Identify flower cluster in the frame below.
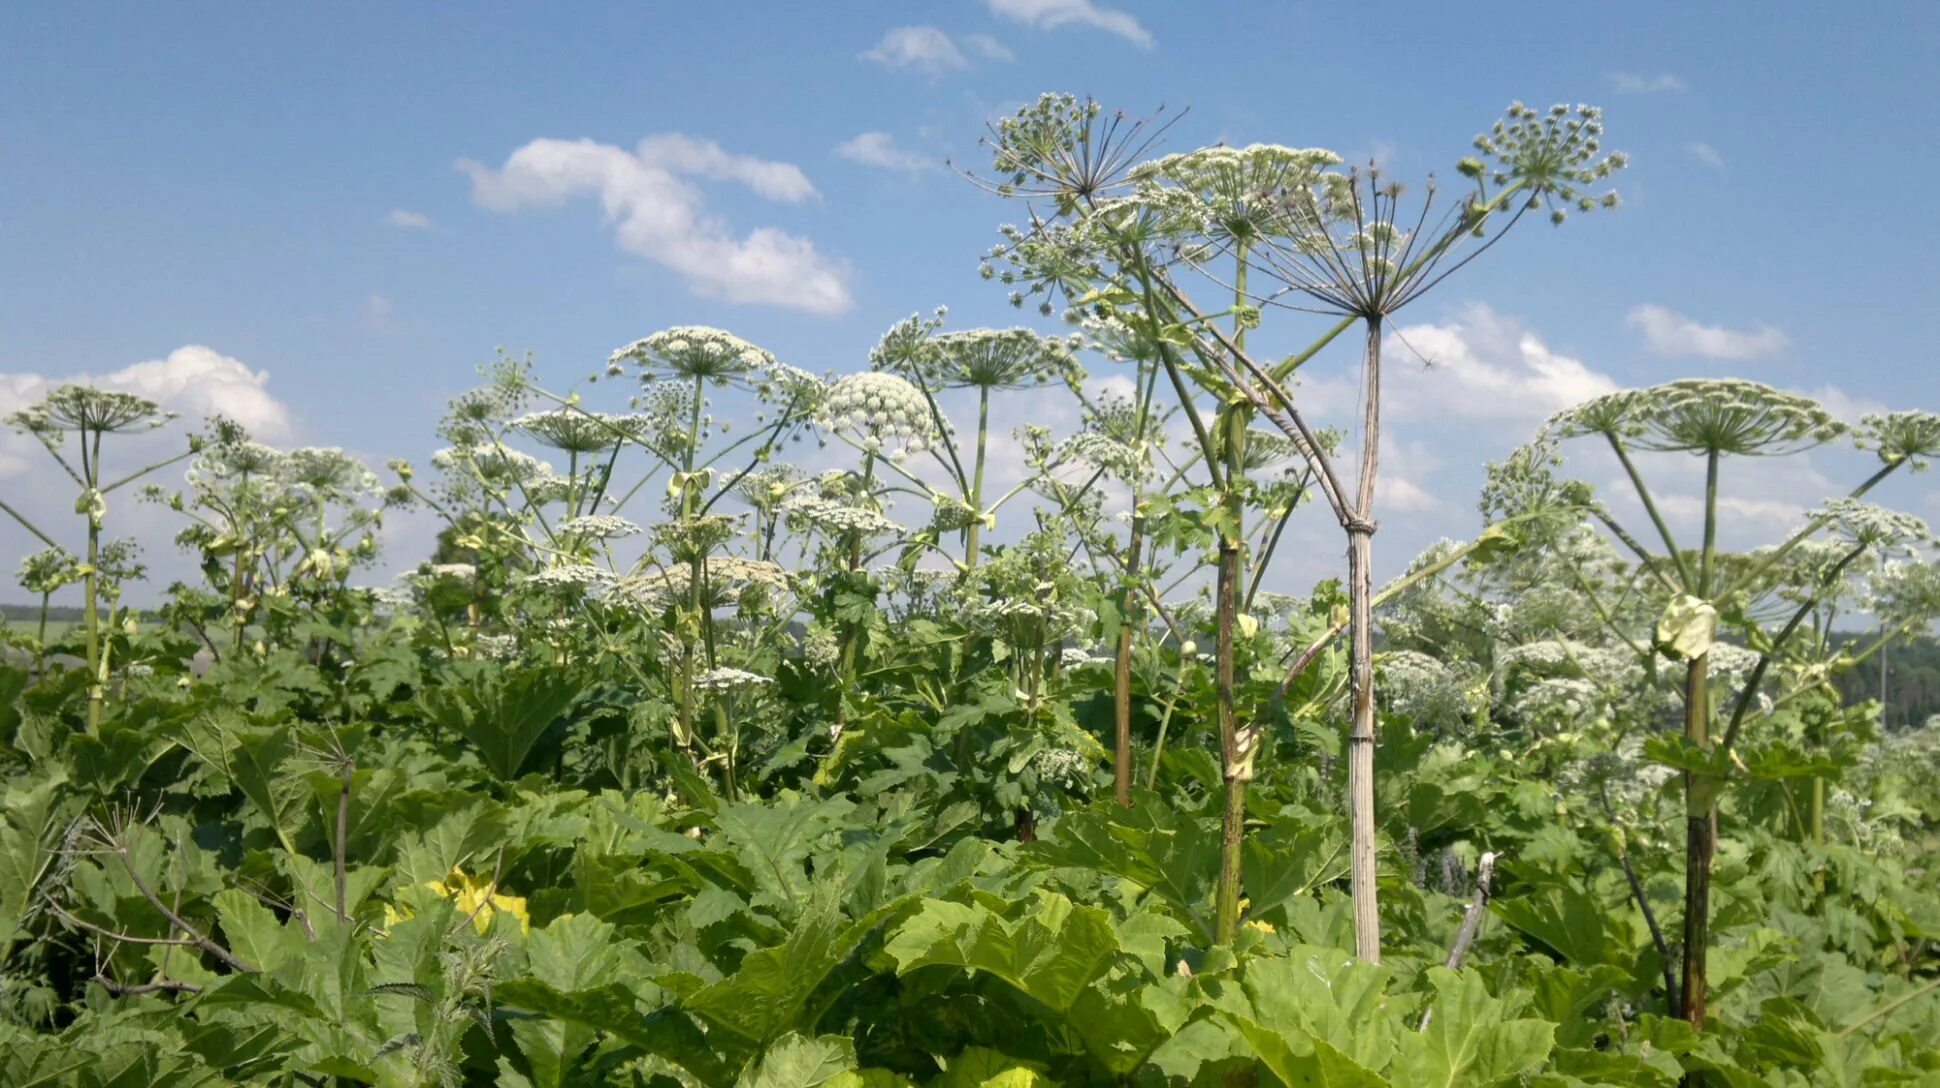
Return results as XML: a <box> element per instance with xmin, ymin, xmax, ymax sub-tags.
<box><xmin>610</xmin><ymin>326</ymin><xmax>776</xmax><ymax>385</ymax></box>
<box><xmin>279</xmin><ymin>447</ymin><xmax>382</xmax><ymax>503</ymax></box>
<box><xmin>1469</xmin><ymin>102</ymin><xmax>1626</xmax><ymax>223</ymax></box>
<box><xmin>818</xmin><ymin>372</ymin><xmax>941</xmax><ymax>456</ymax></box>
<box><xmin>693</xmin><ymin>667</ymin><xmax>773</xmax><ymax>694</ymax></box>
<box><xmin>516</xmin><ymin>564</ymin><xmax>614</xmax><ymax>591</ymax></box>
<box><xmin>6</xmin><ymin>385</ymin><xmax>176</xmax><ymax>436</ymax></box>
<box><xmin>1131</xmin><ymin>143</ymin><xmax>1344</xmax><ymax>245</ymax></box>
<box><xmin>16</xmin><ymin>547</ymin><xmax>79</xmax><ymax>595</ymax></box>
<box><xmin>887</xmin><ymin>326</ymin><xmax>1085</xmax><ymax>392</ymax></box>
<box><xmin>1812</xmin><ymin>499</ymin><xmax>1934</xmax><ymax>553</ymax></box>
<box><xmin>1379</xmin><ymin>650</ymin><xmax>1478</xmax><ymax>729</ymax></box>
<box><xmin>1856</xmin><ymin>411</ymin><xmax>1940</xmax><ymax>471</ymax></box>
<box><xmin>615</xmin><ymin>556</ymin><xmax>790</xmax><ymax>607</ymax></box>
<box><xmin>1547</xmin><ymin>380</ymin><xmax>1845</xmax><ymax>456</ymax></box>
<box><xmin>1030</xmin><ymin>746</ymin><xmax>1092</xmax><ymax>791</ymax></box>
<box><xmin>784</xmin><ymin>495</ymin><xmax>901</xmax><ymax>538</ymax></box>
<box><xmin>511</xmin><ymin>409</ymin><xmax>640</xmax><ymax>453</ymax></box>
<box><xmin>558</xmin><ymin>515</ymin><xmax>642</xmax><ymax>540</ymax></box>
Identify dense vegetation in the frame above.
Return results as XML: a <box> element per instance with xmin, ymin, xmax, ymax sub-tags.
<box><xmin>3</xmin><ymin>95</ymin><xmax>1939</xmax><ymax>1088</ymax></box>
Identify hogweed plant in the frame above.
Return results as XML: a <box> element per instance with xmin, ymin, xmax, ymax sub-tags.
<box><xmin>12</xmin><ymin>92</ymin><xmax>1940</xmax><ymax>1088</ymax></box>
<box><xmin>973</xmin><ymin>93</ymin><xmax>1624</xmax><ymax>956</ymax></box>
<box><xmin>1518</xmin><ymin>379</ymin><xmax>1940</xmax><ymax>1034</ymax></box>
<box><xmin>4</xmin><ymin>386</ymin><xmax>188</xmax><ymax>730</ymax></box>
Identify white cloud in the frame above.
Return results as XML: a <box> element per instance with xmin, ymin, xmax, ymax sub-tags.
<box><xmin>630</xmin><ymin>134</ymin><xmax>819</xmax><ymax>203</ymax></box>
<box><xmin>1626</xmin><ymin>304</ymin><xmax>1787</xmax><ymax>360</ymax></box>
<box><xmin>1656</xmin><ymin>492</ymin><xmax>1806</xmax><ymax>528</ymax></box>
<box><xmin>835</xmin><ymin>132</ymin><xmax>935</xmax><ymax>175</ymax></box>
<box><xmin>861</xmin><ymin>26</ymin><xmax>969</xmax><ymax>75</ymax></box>
<box><xmin>383</xmin><ymin>209</ymin><xmax>435</xmax><ymax>231</ymax></box>
<box><xmin>1381</xmin><ymin>474</ymin><xmax>1442</xmax><ymax>512</ymax></box>
<box><xmin>986</xmin><ymin>0</ymin><xmax>1153</xmax><ymax>47</ymax></box>
<box><xmin>458</xmin><ymin>135</ymin><xmax>852</xmax><ymax>314</ymax></box>
<box><xmin>1376</xmin><ymin>304</ymin><xmax>1622</xmax><ymax>422</ymax></box>
<box><xmin>965</xmin><ymin>33</ymin><xmax>1015</xmax><ymax>60</ymax></box>
<box><xmin>1687</xmin><ymin>142</ymin><xmax>1726</xmax><ymax>169</ymax></box>
<box><xmin>1</xmin><ymin>346</ymin><xmax>296</xmax><ymax>479</ymax></box>
<box><xmin>1612</xmin><ymin>72</ymin><xmax>1687</xmax><ymax>93</ymax></box>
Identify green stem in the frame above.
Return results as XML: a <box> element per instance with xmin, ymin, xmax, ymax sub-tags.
<box><xmin>1700</xmin><ymin>449</ymin><xmax>1720</xmax><ymax>596</ymax></box>
<box><xmin>965</xmin><ymin>385</ymin><xmax>991</xmax><ymax>568</ymax></box>
<box><xmin>1679</xmin><ymin>651</ymin><xmax>1713</xmax><ymax>1031</ymax></box>
<box><xmin>1608</xmin><ymin>436</ymin><xmax>1696</xmax><ymax>590</ymax></box>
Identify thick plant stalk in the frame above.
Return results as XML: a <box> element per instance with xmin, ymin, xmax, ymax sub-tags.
<box><xmin>1443</xmin><ymin>850</ymin><xmax>1498</xmax><ymax>969</ymax></box>
<box><xmin>335</xmin><ymin>759</ymin><xmax>353</xmax><ymax>923</ymax></box>
<box><xmin>1418</xmin><ymin>851</ymin><xmax>1498</xmax><ymax>1032</ymax></box>
<box><xmin>1346</xmin><ymin>318</ymin><xmax>1383</xmax><ymax>963</ymax></box>
<box><xmin>1113</xmin><ymin>514</ymin><xmax>1144</xmax><ymax>807</ymax></box>
<box><xmin>1346</xmin><ymin>526</ymin><xmax>1380</xmax><ymax>961</ymax></box>
<box><xmin>1213</xmin><ymin>534</ymin><xmax>1246</xmax><ymax>943</ymax></box>
<box><xmin>1680</xmin><ymin>652</ymin><xmax>1713</xmax><ymax>1030</ymax></box>
<box><xmin>84</xmin><ymin>516</ymin><xmax>104</xmax><ymax>732</ymax></box>
<box><xmin>1213</xmin><ymin>245</ymin><xmax>1256</xmax><ymax>943</ymax></box>
<box><xmin>964</xmin><ymin>386</ymin><xmax>990</xmax><ymax>568</ymax></box>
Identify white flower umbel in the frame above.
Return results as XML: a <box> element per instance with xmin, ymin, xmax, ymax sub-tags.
<box><xmin>818</xmin><ymin>372</ymin><xmax>942</xmax><ymax>456</ymax></box>
<box><xmin>884</xmin><ymin>326</ymin><xmax>1084</xmax><ymax>392</ymax></box>
<box><xmin>610</xmin><ymin>326</ymin><xmax>776</xmax><ymax>385</ymax></box>
<box><xmin>1131</xmin><ymin>144</ymin><xmax>1344</xmax><ymax>246</ymax></box>
<box><xmin>511</xmin><ymin>409</ymin><xmax>640</xmax><ymax>454</ymax></box>
<box><xmin>558</xmin><ymin>514</ymin><xmax>643</xmax><ymax>540</ymax></box>
<box><xmin>6</xmin><ymin>385</ymin><xmax>176</xmax><ymax>438</ymax></box>
<box><xmin>783</xmin><ymin>495</ymin><xmax>902</xmax><ymax>539</ymax></box>
<box><xmin>1810</xmin><ymin>499</ymin><xmax>1933</xmax><ymax>554</ymax></box>
<box><xmin>1547</xmin><ymin>380</ymin><xmax>1845</xmax><ymax>456</ymax></box>
<box><xmin>614</xmin><ymin>556</ymin><xmax>790</xmax><ymax>607</ymax></box>
<box><xmin>516</xmin><ymin>564</ymin><xmax>614</xmax><ymax>591</ymax></box>
<box><xmin>693</xmin><ymin>667</ymin><xmax>773</xmax><ymax>694</ymax></box>
<box><xmin>1856</xmin><ymin>411</ymin><xmax>1940</xmax><ymax>471</ymax></box>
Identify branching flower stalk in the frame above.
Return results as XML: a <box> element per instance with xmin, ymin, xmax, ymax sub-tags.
<box><xmin>974</xmin><ymin>95</ymin><xmax>1622</xmax><ymax>954</ymax></box>
<box><xmin>1532</xmin><ymin>386</ymin><xmax>1937</xmax><ymax>1032</ymax></box>
<box><xmin>6</xmin><ymin>387</ymin><xmax>185</xmax><ymax>730</ymax></box>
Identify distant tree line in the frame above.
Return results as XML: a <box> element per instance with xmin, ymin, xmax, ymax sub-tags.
<box><xmin>1834</xmin><ymin>632</ymin><xmax>1940</xmax><ymax>729</ymax></box>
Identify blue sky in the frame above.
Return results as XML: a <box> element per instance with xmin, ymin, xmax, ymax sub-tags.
<box><xmin>4</xmin><ymin>1</ymin><xmax>1937</xmax><ymax>594</ymax></box>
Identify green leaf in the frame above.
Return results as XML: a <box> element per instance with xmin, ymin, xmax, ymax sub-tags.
<box><xmin>1493</xmin><ymin>885</ymin><xmax>1629</xmax><ymax>969</ymax></box>
<box><xmin>681</xmin><ymin>899</ymin><xmax>880</xmax><ymax>1047</ymax></box>
<box><xmin>930</xmin><ymin>1047</ymin><xmax>1056</xmax><ymax>1088</ymax></box>
<box><xmin>885</xmin><ymin>891</ymin><xmax>1121</xmax><ymax>1014</ymax></box>
<box><xmin>736</xmin><ymin>1033</ymin><xmax>858</xmax><ymax>1088</ymax></box>
<box><xmin>1391</xmin><ymin>969</ymin><xmax>1556</xmax><ymax>1088</ymax></box>
<box><xmin>494</xmin><ymin>981</ymin><xmax>736</xmax><ymax>1086</ymax></box>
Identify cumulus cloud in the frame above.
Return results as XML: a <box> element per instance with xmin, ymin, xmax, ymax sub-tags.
<box><xmin>1381</xmin><ymin>474</ymin><xmax>1443</xmax><ymax>512</ymax></box>
<box><xmin>1656</xmin><ymin>492</ymin><xmax>1807</xmax><ymax>528</ymax></box>
<box><xmin>1687</xmin><ymin>142</ymin><xmax>1726</xmax><ymax>169</ymax></box>
<box><xmin>1612</xmin><ymin>72</ymin><xmax>1687</xmax><ymax>93</ymax></box>
<box><xmin>835</xmin><ymin>132</ymin><xmax>936</xmax><ymax>175</ymax></box>
<box><xmin>458</xmin><ymin>135</ymin><xmax>851</xmax><ymax>314</ymax></box>
<box><xmin>1626</xmin><ymin>304</ymin><xmax>1787</xmax><ymax>360</ymax></box>
<box><xmin>629</xmin><ymin>134</ymin><xmax>819</xmax><ymax>203</ymax></box>
<box><xmin>383</xmin><ymin>209</ymin><xmax>436</xmax><ymax>231</ymax></box>
<box><xmin>861</xmin><ymin>26</ymin><xmax>970</xmax><ymax>75</ymax></box>
<box><xmin>0</xmin><ymin>346</ymin><xmax>295</xmax><ymax>479</ymax></box>
<box><xmin>1359</xmin><ymin>304</ymin><xmax>1621</xmax><ymax>423</ymax></box>
<box><xmin>986</xmin><ymin>0</ymin><xmax>1153</xmax><ymax>46</ymax></box>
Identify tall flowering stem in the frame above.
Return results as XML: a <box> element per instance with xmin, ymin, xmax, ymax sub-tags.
<box><xmin>1532</xmin><ymin>383</ymin><xmax>1934</xmax><ymax>1035</ymax></box>
<box><xmin>6</xmin><ymin>386</ymin><xmax>184</xmax><ymax>730</ymax></box>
